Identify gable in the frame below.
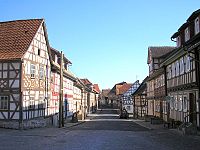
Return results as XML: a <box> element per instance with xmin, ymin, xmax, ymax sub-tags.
<box><xmin>0</xmin><ymin>19</ymin><xmax>43</xmax><ymax>60</ymax></box>
<box><xmin>23</xmin><ymin>23</ymin><xmax>50</xmax><ymax>64</ymax></box>
<box><xmin>123</xmin><ymin>81</ymin><xmax>140</xmax><ymax>96</ymax></box>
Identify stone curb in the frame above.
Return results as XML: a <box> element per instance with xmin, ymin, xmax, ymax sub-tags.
<box><xmin>63</xmin><ymin>121</ymin><xmax>85</xmax><ymax>129</ymax></box>
<box><xmin>133</xmin><ymin>121</ymin><xmax>153</xmax><ymax>130</ymax></box>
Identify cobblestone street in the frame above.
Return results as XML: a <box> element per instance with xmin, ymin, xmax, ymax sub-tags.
<box><xmin>0</xmin><ymin>109</ymin><xmax>200</xmax><ymax>150</ymax></box>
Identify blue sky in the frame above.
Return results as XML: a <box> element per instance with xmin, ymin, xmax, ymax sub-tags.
<box><xmin>1</xmin><ymin>0</ymin><xmax>200</xmax><ymax>89</ymax></box>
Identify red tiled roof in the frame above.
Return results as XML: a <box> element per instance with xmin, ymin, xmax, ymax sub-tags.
<box><xmin>93</xmin><ymin>84</ymin><xmax>100</xmax><ymax>93</ymax></box>
<box><xmin>0</xmin><ymin>19</ymin><xmax>43</xmax><ymax>60</ymax></box>
<box><xmin>119</xmin><ymin>83</ymin><xmax>132</xmax><ymax>95</ymax></box>
<box><xmin>80</xmin><ymin>78</ymin><xmax>92</xmax><ymax>85</ymax></box>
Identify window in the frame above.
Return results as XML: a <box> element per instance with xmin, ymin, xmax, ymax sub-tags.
<box><xmin>185</xmin><ymin>27</ymin><xmax>190</xmax><ymax>42</ymax></box>
<box><xmin>183</xmin><ymin>96</ymin><xmax>187</xmax><ymax>111</ymax></box>
<box><xmin>176</xmin><ymin>61</ymin><xmax>180</xmax><ymax>76</ymax></box>
<box><xmin>178</xmin><ymin>96</ymin><xmax>182</xmax><ymax>111</ymax></box>
<box><xmin>38</xmin><ymin>97</ymin><xmax>44</xmax><ymax>109</ymax></box>
<box><xmin>29</xmin><ymin>97</ymin><xmax>35</xmax><ymax>109</ymax></box>
<box><xmin>39</xmin><ymin>66</ymin><xmax>44</xmax><ymax>79</ymax></box>
<box><xmin>174</xmin><ymin>95</ymin><xmax>178</xmax><ymax>110</ymax></box>
<box><xmin>186</xmin><ymin>56</ymin><xmax>191</xmax><ymax>72</ymax></box>
<box><xmin>172</xmin><ymin>63</ymin><xmax>176</xmax><ymax>78</ymax></box>
<box><xmin>0</xmin><ymin>96</ymin><xmax>8</xmax><ymax>110</ymax></box>
<box><xmin>177</xmin><ymin>36</ymin><xmax>181</xmax><ymax>47</ymax></box>
<box><xmin>126</xmin><ymin>106</ymin><xmax>130</xmax><ymax>111</ymax></box>
<box><xmin>170</xmin><ymin>96</ymin><xmax>174</xmax><ymax>109</ymax></box>
<box><xmin>38</xmin><ymin>48</ymin><xmax>41</xmax><ymax>56</ymax></box>
<box><xmin>30</xmin><ymin>64</ymin><xmax>36</xmax><ymax>78</ymax></box>
<box><xmin>180</xmin><ymin>57</ymin><xmax>184</xmax><ymax>74</ymax></box>
<box><xmin>167</xmin><ymin>65</ymin><xmax>172</xmax><ymax>79</ymax></box>
<box><xmin>195</xmin><ymin>17</ymin><xmax>199</xmax><ymax>35</ymax></box>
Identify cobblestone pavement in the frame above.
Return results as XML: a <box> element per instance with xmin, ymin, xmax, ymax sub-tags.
<box><xmin>0</xmin><ymin>109</ymin><xmax>200</xmax><ymax>150</ymax></box>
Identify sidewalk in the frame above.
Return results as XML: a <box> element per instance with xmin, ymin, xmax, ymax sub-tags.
<box><xmin>64</xmin><ymin>120</ymin><xmax>85</xmax><ymax>128</ymax></box>
<box><xmin>133</xmin><ymin>119</ymin><xmax>167</xmax><ymax>130</ymax></box>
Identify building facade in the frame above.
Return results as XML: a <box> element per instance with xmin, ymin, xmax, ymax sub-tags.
<box><xmin>0</xmin><ymin>19</ymin><xmax>52</xmax><ymax>129</ymax></box>
<box><xmin>162</xmin><ymin>9</ymin><xmax>200</xmax><ymax>128</ymax></box>
<box><xmin>120</xmin><ymin>81</ymin><xmax>140</xmax><ymax>115</ymax></box>
<box><xmin>132</xmin><ymin>77</ymin><xmax>148</xmax><ymax>119</ymax></box>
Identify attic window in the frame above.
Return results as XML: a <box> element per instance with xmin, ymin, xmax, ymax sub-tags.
<box><xmin>38</xmin><ymin>48</ymin><xmax>40</xmax><ymax>56</ymax></box>
<box><xmin>177</xmin><ymin>36</ymin><xmax>181</xmax><ymax>47</ymax></box>
<box><xmin>184</xmin><ymin>27</ymin><xmax>190</xmax><ymax>42</ymax></box>
<box><xmin>195</xmin><ymin>17</ymin><xmax>199</xmax><ymax>35</ymax></box>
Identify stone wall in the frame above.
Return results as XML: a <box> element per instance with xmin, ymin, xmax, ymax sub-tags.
<box><xmin>0</xmin><ymin>114</ymin><xmax>59</xmax><ymax>129</ymax></box>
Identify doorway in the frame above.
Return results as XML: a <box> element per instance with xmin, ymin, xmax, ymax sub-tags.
<box><xmin>189</xmin><ymin>93</ymin><xmax>196</xmax><ymax>124</ymax></box>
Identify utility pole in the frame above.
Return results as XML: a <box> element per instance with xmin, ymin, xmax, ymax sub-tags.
<box><xmin>59</xmin><ymin>51</ymin><xmax>64</xmax><ymax>128</ymax></box>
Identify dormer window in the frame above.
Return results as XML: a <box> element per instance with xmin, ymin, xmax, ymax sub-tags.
<box><xmin>177</xmin><ymin>36</ymin><xmax>181</xmax><ymax>47</ymax></box>
<box><xmin>184</xmin><ymin>27</ymin><xmax>190</xmax><ymax>42</ymax></box>
<box><xmin>195</xmin><ymin>17</ymin><xmax>199</xmax><ymax>35</ymax></box>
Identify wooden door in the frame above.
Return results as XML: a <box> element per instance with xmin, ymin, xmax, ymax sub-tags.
<box><xmin>189</xmin><ymin>93</ymin><xmax>196</xmax><ymax>124</ymax></box>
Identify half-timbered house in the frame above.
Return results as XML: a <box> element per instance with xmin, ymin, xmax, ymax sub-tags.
<box><xmin>73</xmin><ymin>78</ymin><xmax>84</xmax><ymax>120</ymax></box>
<box><xmin>0</xmin><ymin>19</ymin><xmax>52</xmax><ymax>129</ymax></box>
<box><xmin>132</xmin><ymin>77</ymin><xmax>148</xmax><ymax>119</ymax></box>
<box><xmin>146</xmin><ymin>46</ymin><xmax>174</xmax><ymax>120</ymax></box>
<box><xmin>120</xmin><ymin>80</ymin><xmax>140</xmax><ymax>115</ymax></box>
<box><xmin>108</xmin><ymin>82</ymin><xmax>127</xmax><ymax>108</ymax></box>
<box><xmin>80</xmin><ymin>78</ymin><xmax>96</xmax><ymax>113</ymax></box>
<box><xmin>50</xmin><ymin>48</ymin><xmax>76</xmax><ymax>119</ymax></box>
<box><xmin>93</xmin><ymin>84</ymin><xmax>101</xmax><ymax>109</ymax></box>
<box><xmin>162</xmin><ymin>9</ymin><xmax>200</xmax><ymax>128</ymax></box>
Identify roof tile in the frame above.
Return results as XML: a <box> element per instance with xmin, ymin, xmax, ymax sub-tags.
<box><xmin>0</xmin><ymin>19</ymin><xmax>43</xmax><ymax>60</ymax></box>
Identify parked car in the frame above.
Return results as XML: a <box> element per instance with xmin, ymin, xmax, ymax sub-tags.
<box><xmin>119</xmin><ymin>108</ymin><xmax>129</xmax><ymax>119</ymax></box>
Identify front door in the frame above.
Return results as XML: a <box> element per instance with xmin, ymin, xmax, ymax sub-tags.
<box><xmin>189</xmin><ymin>93</ymin><xmax>196</xmax><ymax>124</ymax></box>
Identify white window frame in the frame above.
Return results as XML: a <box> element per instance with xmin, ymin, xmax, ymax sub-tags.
<box><xmin>172</xmin><ymin>63</ymin><xmax>176</xmax><ymax>78</ymax></box>
<box><xmin>186</xmin><ymin>56</ymin><xmax>191</xmax><ymax>72</ymax></box>
<box><xmin>184</xmin><ymin>27</ymin><xmax>190</xmax><ymax>42</ymax></box>
<box><xmin>170</xmin><ymin>96</ymin><xmax>174</xmax><ymax>109</ymax></box>
<box><xmin>183</xmin><ymin>96</ymin><xmax>187</xmax><ymax>112</ymax></box>
<box><xmin>30</xmin><ymin>64</ymin><xmax>36</xmax><ymax>78</ymax></box>
<box><xmin>174</xmin><ymin>95</ymin><xmax>178</xmax><ymax>110</ymax></box>
<box><xmin>178</xmin><ymin>96</ymin><xmax>182</xmax><ymax>111</ymax></box>
<box><xmin>195</xmin><ymin>17</ymin><xmax>199</xmax><ymax>35</ymax></box>
<box><xmin>0</xmin><ymin>96</ymin><xmax>8</xmax><ymax>110</ymax></box>
<box><xmin>176</xmin><ymin>60</ymin><xmax>180</xmax><ymax>76</ymax></box>
<box><xmin>180</xmin><ymin>57</ymin><xmax>184</xmax><ymax>75</ymax></box>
